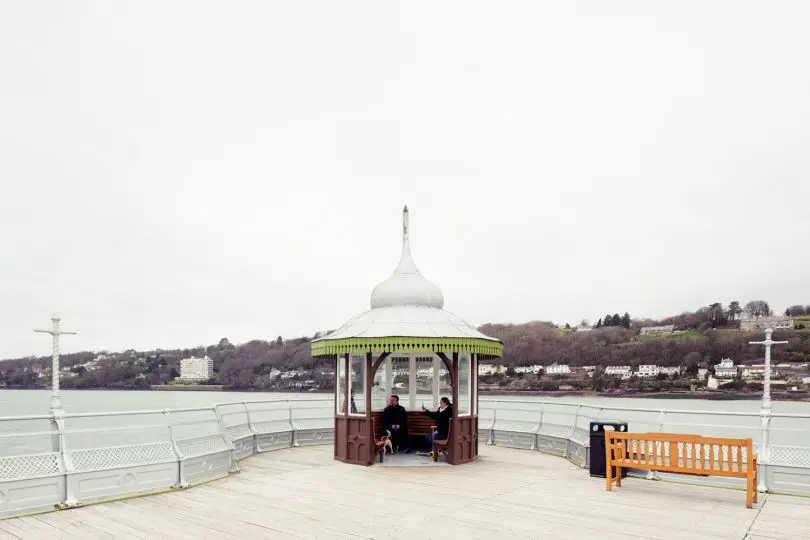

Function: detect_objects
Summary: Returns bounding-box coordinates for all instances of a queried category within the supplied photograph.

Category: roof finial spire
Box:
[402,205,410,257]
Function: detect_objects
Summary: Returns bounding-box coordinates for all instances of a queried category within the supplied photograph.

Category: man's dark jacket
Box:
[382,404,408,436]
[425,405,453,439]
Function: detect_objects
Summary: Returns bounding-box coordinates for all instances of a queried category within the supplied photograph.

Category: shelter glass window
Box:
[438,360,452,407]
[414,356,433,409]
[458,354,471,416]
[336,356,346,415]
[391,356,410,408]
[472,355,478,416]
[371,355,388,410]
[349,354,365,415]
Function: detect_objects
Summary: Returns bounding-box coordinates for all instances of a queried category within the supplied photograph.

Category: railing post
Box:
[164,409,188,488]
[53,410,77,507]
[214,406,239,473]
[531,411,543,452]
[758,407,771,492]
[243,401,258,455]
[289,398,299,447]
[486,406,496,446]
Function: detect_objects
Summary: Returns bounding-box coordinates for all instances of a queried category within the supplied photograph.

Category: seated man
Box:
[420,397,453,452]
[381,394,408,452]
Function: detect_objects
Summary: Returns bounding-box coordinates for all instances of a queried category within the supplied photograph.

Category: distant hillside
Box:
[2,302,809,390]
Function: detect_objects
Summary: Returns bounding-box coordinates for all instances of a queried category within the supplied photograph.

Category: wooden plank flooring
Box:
[1,445,808,539]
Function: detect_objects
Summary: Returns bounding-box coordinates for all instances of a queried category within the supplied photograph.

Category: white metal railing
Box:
[2,396,809,518]
[0,398,334,518]
[477,399,810,476]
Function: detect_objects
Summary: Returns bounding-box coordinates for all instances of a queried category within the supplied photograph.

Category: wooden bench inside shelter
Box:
[371,411,439,439]
[605,431,759,508]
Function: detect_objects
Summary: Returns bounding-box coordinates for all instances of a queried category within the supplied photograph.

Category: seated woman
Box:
[419,397,452,452]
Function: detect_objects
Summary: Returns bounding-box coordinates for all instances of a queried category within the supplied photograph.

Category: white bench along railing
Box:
[1,397,809,519]
[0,398,333,519]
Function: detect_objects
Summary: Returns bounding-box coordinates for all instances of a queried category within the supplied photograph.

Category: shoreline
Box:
[479,389,810,402]
[3,386,809,402]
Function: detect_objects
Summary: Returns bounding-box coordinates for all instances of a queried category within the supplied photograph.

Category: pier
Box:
[1,444,808,539]
[2,398,810,538]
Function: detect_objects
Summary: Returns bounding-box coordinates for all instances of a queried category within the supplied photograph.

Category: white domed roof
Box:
[320,305,495,341]
[369,206,444,309]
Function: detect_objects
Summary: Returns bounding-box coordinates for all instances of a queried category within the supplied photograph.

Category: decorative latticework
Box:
[770,445,810,468]
[70,442,176,472]
[177,434,231,458]
[0,452,62,481]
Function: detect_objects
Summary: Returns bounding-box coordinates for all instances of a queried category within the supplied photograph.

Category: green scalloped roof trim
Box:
[310,336,503,358]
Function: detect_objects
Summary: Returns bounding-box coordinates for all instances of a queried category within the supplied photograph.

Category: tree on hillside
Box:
[708,303,726,327]
[744,300,771,317]
[727,301,742,321]
[787,305,806,316]
[621,313,631,329]
[785,308,791,316]
[595,318,602,328]
[611,313,621,326]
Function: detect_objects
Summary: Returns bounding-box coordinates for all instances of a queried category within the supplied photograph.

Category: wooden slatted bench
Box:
[605,432,759,508]
[371,411,438,439]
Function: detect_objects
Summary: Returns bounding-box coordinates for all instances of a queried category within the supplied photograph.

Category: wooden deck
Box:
[1,445,808,539]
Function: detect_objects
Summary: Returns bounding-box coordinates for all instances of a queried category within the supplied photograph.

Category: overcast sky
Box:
[1,2,809,359]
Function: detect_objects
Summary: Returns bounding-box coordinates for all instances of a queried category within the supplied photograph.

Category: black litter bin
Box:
[589,420,628,478]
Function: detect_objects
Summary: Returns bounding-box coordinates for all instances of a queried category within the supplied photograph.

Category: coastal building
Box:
[696,368,709,381]
[714,358,737,379]
[179,355,214,381]
[740,315,793,332]
[514,365,542,374]
[636,365,660,378]
[659,366,680,376]
[545,363,571,375]
[605,365,632,378]
[640,325,675,336]
[740,364,777,380]
[478,364,507,375]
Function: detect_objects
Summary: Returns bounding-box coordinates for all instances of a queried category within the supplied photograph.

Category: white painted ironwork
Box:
[0,452,62,481]
[70,442,175,472]
[750,328,788,492]
[34,314,77,414]
[3,396,810,519]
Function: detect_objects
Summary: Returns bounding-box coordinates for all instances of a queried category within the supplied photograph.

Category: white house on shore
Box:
[636,365,660,378]
[640,325,675,336]
[545,363,571,375]
[179,355,214,381]
[479,364,506,376]
[515,365,543,374]
[605,365,632,379]
[714,358,737,379]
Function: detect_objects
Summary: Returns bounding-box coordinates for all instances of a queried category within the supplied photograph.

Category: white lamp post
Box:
[34,314,77,413]
[749,328,787,492]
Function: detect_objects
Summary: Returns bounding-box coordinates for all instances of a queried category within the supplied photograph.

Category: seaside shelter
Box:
[310,206,503,466]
